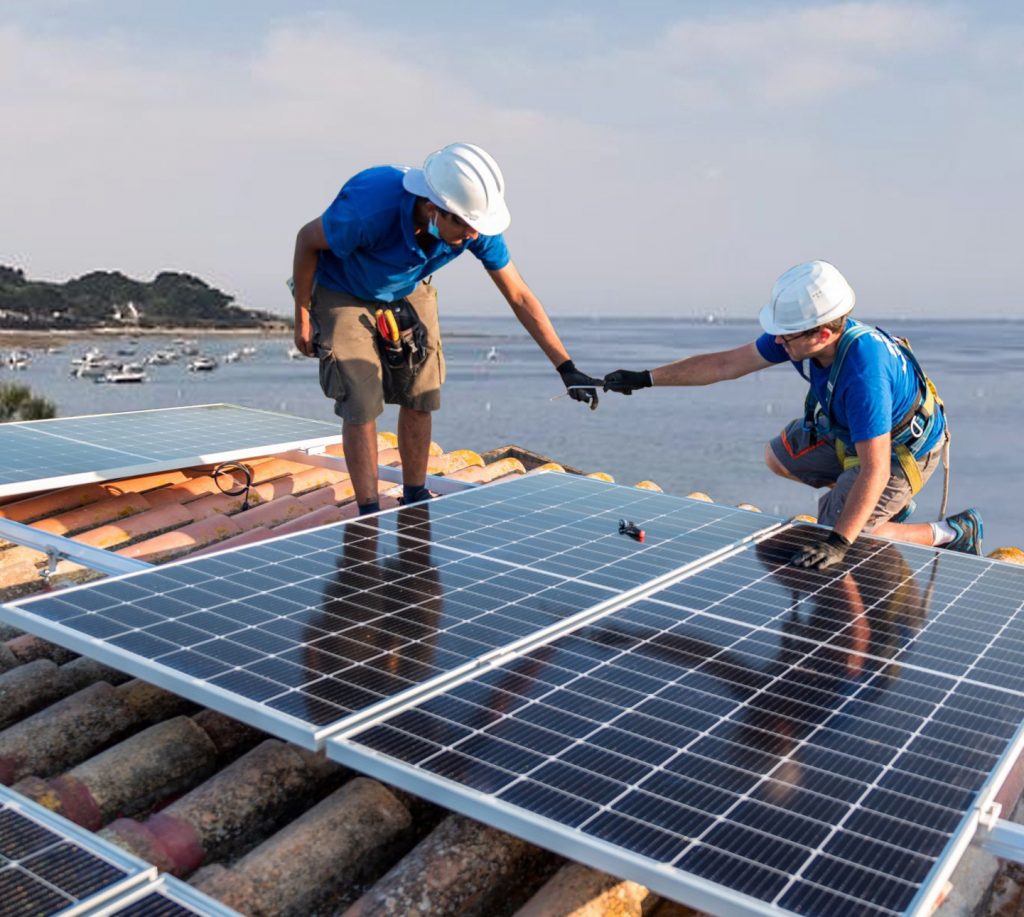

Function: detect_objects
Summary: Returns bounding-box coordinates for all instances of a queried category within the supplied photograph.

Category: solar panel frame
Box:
[325,531,1024,917]
[88,875,243,916]
[0,785,156,916]
[0,474,784,749]
[0,403,341,498]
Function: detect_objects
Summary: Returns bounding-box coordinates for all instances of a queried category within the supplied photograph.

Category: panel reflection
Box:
[361,528,985,857]
[288,504,446,721]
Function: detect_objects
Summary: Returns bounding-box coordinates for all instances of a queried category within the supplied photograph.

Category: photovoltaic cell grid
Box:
[0,403,340,497]
[2,475,777,747]
[0,785,152,916]
[383,471,783,590]
[329,527,1024,917]
[650,525,1024,694]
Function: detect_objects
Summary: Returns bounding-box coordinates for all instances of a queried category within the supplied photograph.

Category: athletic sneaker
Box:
[943,508,984,555]
[891,499,916,523]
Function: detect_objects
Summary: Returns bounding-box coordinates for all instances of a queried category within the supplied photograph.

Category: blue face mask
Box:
[427,214,442,240]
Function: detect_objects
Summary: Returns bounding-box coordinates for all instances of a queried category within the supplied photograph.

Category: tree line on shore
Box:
[0,265,278,331]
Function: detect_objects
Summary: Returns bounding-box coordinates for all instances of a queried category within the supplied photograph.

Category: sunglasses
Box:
[779,328,819,344]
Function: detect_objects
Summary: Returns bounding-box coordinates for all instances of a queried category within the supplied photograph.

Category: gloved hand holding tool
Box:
[603,369,654,395]
[557,360,601,410]
[790,530,852,570]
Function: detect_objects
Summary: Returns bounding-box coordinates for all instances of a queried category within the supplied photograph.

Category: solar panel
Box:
[0,403,340,498]
[326,528,1024,917]
[0,474,780,748]
[9,472,1019,915]
[93,875,241,916]
[0,785,154,915]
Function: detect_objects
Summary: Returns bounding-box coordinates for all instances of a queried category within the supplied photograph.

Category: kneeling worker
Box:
[603,260,982,570]
[292,142,600,515]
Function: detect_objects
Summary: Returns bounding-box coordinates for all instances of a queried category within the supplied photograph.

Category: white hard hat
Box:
[758,260,856,335]
[402,142,511,235]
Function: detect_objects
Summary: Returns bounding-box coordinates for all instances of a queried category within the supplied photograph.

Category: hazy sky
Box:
[3,1,1022,318]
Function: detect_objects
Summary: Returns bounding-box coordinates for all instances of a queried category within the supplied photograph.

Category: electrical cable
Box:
[212,461,253,511]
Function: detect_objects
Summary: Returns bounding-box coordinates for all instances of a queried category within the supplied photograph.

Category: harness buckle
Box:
[910,415,924,439]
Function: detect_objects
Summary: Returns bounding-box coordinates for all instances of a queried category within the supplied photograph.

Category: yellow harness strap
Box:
[835,441,925,495]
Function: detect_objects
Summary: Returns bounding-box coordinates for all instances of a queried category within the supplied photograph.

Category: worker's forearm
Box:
[833,465,888,542]
[291,236,320,317]
[508,298,570,366]
[651,352,733,386]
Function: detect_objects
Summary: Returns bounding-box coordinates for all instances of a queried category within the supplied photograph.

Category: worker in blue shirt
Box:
[603,260,982,570]
[291,142,599,515]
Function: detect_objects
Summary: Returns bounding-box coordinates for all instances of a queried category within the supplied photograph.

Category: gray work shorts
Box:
[769,418,945,529]
[310,281,445,425]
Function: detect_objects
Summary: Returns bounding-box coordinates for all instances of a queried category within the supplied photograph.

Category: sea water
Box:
[9,317,1021,552]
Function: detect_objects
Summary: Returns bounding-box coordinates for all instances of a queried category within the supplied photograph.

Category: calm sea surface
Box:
[9,317,1021,552]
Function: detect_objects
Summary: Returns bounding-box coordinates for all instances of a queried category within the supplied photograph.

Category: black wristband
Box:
[556,359,575,374]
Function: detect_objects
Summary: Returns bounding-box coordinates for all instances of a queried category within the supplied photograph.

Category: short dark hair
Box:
[820,314,849,335]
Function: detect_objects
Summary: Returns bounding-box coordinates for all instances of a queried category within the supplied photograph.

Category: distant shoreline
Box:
[0,326,289,348]
[0,325,508,348]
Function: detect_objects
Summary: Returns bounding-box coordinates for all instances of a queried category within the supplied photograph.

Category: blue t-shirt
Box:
[755,319,945,452]
[315,165,511,302]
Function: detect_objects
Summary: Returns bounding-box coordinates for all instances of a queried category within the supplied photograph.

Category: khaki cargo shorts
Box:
[310,281,445,424]
[769,418,945,529]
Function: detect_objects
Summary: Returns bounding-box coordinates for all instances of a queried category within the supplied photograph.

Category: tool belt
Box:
[374,299,428,369]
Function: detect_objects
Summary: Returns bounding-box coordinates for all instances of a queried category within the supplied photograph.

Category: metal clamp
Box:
[979,801,1002,830]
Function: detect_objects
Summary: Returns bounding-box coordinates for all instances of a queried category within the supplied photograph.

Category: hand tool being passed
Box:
[618,519,645,542]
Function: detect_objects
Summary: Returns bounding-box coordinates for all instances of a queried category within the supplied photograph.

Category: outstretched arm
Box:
[605,342,770,393]
[487,261,601,408]
[652,342,772,386]
[487,261,570,365]
[292,217,329,357]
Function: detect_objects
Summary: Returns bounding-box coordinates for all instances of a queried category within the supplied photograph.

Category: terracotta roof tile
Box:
[102,470,190,493]
[117,513,242,562]
[528,462,566,474]
[31,493,152,537]
[297,480,356,511]
[230,495,308,531]
[0,559,39,592]
[271,504,347,535]
[0,482,114,524]
[191,777,412,916]
[141,474,226,505]
[76,503,196,550]
[445,456,524,484]
[190,526,274,557]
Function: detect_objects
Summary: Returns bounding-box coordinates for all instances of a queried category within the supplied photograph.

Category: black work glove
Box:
[790,530,852,570]
[557,360,600,410]
[603,369,653,395]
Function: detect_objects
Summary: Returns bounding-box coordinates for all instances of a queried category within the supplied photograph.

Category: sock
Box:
[357,501,380,516]
[402,484,431,505]
[931,521,955,546]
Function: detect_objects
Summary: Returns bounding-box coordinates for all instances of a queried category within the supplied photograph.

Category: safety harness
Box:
[800,321,949,511]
